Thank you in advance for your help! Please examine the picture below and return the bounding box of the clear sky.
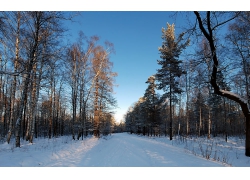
[3,0,243,123]
[65,11,192,122]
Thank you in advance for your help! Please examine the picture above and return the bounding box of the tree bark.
[29,61,38,143]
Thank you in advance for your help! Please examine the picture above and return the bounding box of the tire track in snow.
[42,137,99,167]
[75,133,224,167]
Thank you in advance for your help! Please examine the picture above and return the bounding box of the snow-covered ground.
[2,132,249,167]
[0,133,249,179]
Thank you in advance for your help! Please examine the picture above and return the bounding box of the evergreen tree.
[155,23,189,140]
[143,76,157,136]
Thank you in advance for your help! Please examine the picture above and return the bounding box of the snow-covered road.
[0,133,225,167]
[73,133,224,167]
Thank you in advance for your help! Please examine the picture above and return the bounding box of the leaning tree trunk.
[194,11,250,156]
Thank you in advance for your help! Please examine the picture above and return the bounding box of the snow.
[220,89,248,104]
[0,133,249,179]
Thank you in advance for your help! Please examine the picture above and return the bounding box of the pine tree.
[156,23,189,140]
[143,76,158,136]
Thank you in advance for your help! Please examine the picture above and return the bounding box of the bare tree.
[14,11,66,147]
[6,12,20,143]
[194,11,250,156]
[91,42,116,137]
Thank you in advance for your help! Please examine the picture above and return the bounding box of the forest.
[0,12,119,147]
[124,12,250,157]
[1,11,250,158]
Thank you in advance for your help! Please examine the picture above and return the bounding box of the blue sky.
[3,0,242,122]
[65,11,193,122]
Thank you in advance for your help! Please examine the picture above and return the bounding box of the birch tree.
[0,12,21,143]
[91,42,116,137]
[14,11,66,147]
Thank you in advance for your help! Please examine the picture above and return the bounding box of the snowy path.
[0,133,225,167]
[72,133,224,167]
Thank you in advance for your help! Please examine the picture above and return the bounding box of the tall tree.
[6,12,21,143]
[155,23,189,140]
[143,75,158,136]
[67,44,81,140]
[91,42,116,137]
[15,12,66,147]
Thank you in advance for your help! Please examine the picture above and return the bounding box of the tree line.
[0,12,118,147]
[124,12,250,157]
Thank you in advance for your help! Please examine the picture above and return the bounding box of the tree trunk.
[185,69,189,136]
[169,83,172,140]
[49,76,53,139]
[246,115,250,156]
[16,73,31,146]
[29,62,38,143]
[94,78,99,137]
[199,106,202,137]
[224,97,228,142]
[208,107,211,139]
[22,101,27,140]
